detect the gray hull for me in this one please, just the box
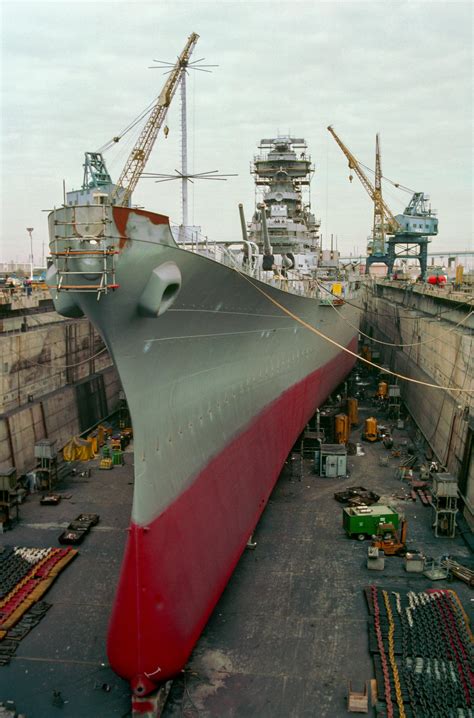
[48,204,359,692]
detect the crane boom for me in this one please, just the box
[112,32,199,206]
[327,126,401,233]
[373,133,385,253]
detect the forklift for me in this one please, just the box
[371,518,408,556]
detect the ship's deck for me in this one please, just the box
[1,402,473,717]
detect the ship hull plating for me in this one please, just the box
[48,205,359,693]
[108,339,356,693]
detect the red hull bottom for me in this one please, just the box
[107,339,357,695]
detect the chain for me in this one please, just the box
[372,585,394,718]
[393,591,418,718]
[383,590,406,718]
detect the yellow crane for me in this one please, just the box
[327,125,401,236]
[327,126,437,278]
[372,133,386,256]
[111,32,199,207]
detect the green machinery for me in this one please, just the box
[343,504,399,540]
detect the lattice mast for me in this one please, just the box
[181,72,189,230]
[372,133,386,255]
[111,32,199,207]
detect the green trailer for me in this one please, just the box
[343,504,399,540]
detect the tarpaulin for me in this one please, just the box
[63,437,95,462]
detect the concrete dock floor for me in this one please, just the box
[1,406,472,717]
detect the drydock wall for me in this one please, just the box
[362,281,474,528]
[0,293,121,473]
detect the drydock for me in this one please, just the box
[0,32,472,716]
[1,151,473,717]
[0,287,122,474]
[1,197,473,717]
[0,355,473,718]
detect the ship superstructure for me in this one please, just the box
[249,136,320,257]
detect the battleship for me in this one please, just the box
[46,34,360,698]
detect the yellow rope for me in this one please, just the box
[447,590,474,642]
[237,272,473,394]
[317,279,474,349]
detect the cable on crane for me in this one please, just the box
[358,160,415,195]
[96,97,158,154]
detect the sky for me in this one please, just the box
[1,0,472,264]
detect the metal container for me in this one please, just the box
[377,381,388,398]
[347,397,359,426]
[432,473,458,497]
[364,417,378,440]
[343,504,399,539]
[405,553,425,573]
[335,413,350,444]
[112,450,124,466]
[320,444,347,477]
[34,439,57,460]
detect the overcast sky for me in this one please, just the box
[1,0,472,264]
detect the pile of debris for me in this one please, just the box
[334,486,380,507]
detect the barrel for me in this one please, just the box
[335,413,350,444]
[365,417,378,440]
[377,381,388,398]
[112,450,124,466]
[347,397,359,426]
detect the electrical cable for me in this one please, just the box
[30,346,108,370]
[316,279,474,348]
[42,225,472,391]
[331,279,474,319]
[6,338,108,372]
[235,272,474,394]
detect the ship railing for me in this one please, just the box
[196,243,260,280]
[189,241,338,300]
[266,276,319,298]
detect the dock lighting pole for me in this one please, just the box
[26,227,34,279]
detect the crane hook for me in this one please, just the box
[164,125,169,139]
